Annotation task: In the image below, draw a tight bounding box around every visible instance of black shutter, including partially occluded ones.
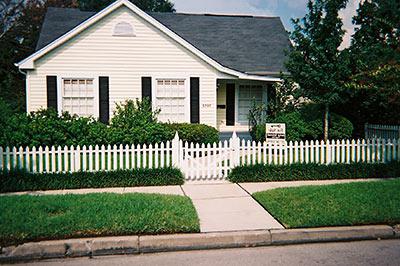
[46,76,57,111]
[99,76,109,124]
[142,77,152,103]
[226,83,235,126]
[190,77,200,124]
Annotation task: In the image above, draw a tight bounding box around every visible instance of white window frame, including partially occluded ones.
[57,74,100,118]
[151,75,191,123]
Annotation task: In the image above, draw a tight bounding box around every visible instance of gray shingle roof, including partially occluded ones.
[36,7,290,74]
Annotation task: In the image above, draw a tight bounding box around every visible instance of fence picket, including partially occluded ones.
[18,146,24,170]
[88,145,93,172]
[82,146,87,171]
[5,147,11,171]
[50,146,56,173]
[166,141,171,167]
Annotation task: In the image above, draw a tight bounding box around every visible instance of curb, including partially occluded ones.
[1,225,399,263]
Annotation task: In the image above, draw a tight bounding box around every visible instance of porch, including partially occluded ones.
[216,79,274,133]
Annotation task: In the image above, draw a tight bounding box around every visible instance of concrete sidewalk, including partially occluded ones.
[181,183,283,232]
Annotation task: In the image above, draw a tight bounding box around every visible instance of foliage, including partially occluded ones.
[336,0,400,129]
[109,99,170,145]
[228,162,400,183]
[0,108,109,148]
[0,193,199,246]
[286,0,351,140]
[268,75,303,118]
[251,104,353,142]
[78,0,175,12]
[0,167,184,193]
[0,99,219,147]
[0,0,79,112]
[248,100,267,142]
[164,123,219,144]
[253,178,400,228]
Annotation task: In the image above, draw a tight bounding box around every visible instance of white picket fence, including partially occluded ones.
[365,123,400,140]
[0,133,399,181]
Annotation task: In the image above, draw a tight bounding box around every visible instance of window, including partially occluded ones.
[156,79,186,122]
[62,78,95,117]
[238,84,265,123]
[113,22,135,36]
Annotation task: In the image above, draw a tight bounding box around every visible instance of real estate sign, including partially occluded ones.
[265,123,286,144]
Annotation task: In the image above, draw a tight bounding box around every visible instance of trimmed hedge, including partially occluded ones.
[164,123,219,144]
[0,167,184,193]
[228,162,400,183]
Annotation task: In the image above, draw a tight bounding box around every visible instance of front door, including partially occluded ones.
[226,83,235,126]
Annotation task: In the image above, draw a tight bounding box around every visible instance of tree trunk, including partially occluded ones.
[324,104,329,141]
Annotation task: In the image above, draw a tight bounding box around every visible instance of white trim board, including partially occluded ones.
[15,0,280,83]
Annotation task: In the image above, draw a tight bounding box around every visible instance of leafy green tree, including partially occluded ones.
[342,0,400,126]
[0,0,78,112]
[78,0,175,12]
[286,0,350,141]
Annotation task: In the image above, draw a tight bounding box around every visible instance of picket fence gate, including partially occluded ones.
[0,132,399,181]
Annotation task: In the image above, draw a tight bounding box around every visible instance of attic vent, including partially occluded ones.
[113,22,135,36]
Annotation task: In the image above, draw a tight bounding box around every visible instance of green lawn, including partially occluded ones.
[253,178,400,228]
[0,193,199,246]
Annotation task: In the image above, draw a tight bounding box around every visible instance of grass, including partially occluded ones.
[0,193,200,246]
[253,178,400,228]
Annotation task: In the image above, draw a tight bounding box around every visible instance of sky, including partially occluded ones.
[173,0,361,48]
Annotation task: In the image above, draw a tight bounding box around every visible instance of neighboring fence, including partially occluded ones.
[0,133,399,181]
[365,123,400,140]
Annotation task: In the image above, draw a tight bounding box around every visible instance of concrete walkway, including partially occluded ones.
[181,183,284,232]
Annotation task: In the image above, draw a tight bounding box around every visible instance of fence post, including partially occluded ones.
[230,131,240,167]
[172,131,180,168]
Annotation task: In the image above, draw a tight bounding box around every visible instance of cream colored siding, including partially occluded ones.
[27,6,220,127]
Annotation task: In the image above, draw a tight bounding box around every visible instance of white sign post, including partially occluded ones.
[265,123,286,144]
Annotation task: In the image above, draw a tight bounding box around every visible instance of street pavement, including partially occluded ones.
[9,239,400,266]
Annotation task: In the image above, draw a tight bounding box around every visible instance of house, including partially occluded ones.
[16,0,290,132]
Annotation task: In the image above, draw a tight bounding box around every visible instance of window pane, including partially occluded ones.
[62,78,94,117]
[155,79,186,122]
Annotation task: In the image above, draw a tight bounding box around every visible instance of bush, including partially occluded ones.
[228,162,400,183]
[252,104,354,142]
[164,123,219,144]
[109,99,171,145]
[0,108,109,148]
[0,99,219,147]
[0,167,184,193]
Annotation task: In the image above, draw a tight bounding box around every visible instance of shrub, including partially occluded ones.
[109,99,170,145]
[228,162,400,183]
[164,123,219,144]
[251,104,354,142]
[0,108,109,148]
[0,99,220,147]
[0,167,184,193]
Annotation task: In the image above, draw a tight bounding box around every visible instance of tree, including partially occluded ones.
[78,0,175,12]
[286,0,350,141]
[0,1,78,112]
[343,0,400,125]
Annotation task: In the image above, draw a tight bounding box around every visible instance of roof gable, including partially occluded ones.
[17,0,284,81]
